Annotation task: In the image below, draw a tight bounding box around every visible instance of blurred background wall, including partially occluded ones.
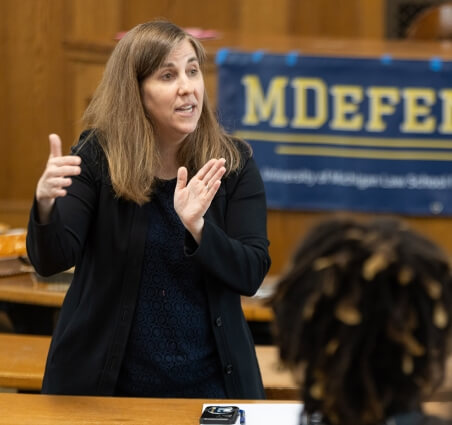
[2,0,451,274]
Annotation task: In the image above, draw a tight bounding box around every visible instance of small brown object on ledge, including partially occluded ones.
[0,230,27,258]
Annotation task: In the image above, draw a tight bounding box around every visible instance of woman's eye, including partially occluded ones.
[161,73,173,80]
[189,68,199,76]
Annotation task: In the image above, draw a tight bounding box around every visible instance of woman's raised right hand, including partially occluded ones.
[36,134,81,224]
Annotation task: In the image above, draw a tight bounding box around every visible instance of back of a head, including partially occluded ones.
[271,217,452,425]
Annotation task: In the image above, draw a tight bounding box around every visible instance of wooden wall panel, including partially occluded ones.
[239,0,292,35]
[69,62,107,143]
[267,211,452,275]
[0,0,66,227]
[117,0,385,39]
[358,0,386,39]
[63,0,123,42]
[120,0,241,33]
[290,0,385,38]
[0,3,8,200]
[63,43,112,142]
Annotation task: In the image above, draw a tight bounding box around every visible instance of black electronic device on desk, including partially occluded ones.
[200,406,241,424]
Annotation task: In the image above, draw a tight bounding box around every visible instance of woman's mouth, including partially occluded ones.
[176,104,195,112]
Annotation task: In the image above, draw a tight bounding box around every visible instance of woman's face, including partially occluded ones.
[141,38,204,147]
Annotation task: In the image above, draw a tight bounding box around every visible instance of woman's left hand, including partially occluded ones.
[174,158,226,244]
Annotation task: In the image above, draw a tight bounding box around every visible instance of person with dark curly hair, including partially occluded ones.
[270,217,452,425]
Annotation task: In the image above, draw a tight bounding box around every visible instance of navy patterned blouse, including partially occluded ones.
[115,179,226,398]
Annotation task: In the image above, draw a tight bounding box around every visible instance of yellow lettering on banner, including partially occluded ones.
[241,75,288,127]
[366,87,400,132]
[439,89,452,134]
[240,75,449,133]
[400,88,435,133]
[330,85,363,130]
[291,78,327,129]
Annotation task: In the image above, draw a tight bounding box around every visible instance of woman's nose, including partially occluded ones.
[178,76,194,95]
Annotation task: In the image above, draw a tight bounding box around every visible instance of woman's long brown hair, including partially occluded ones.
[80,20,247,204]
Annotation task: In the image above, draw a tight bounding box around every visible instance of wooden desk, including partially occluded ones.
[241,275,277,322]
[0,394,292,425]
[0,393,450,425]
[241,297,274,322]
[0,274,65,307]
[0,273,275,321]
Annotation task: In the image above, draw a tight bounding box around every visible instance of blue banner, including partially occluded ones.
[216,50,452,215]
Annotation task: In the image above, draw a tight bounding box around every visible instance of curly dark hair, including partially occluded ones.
[270,217,452,425]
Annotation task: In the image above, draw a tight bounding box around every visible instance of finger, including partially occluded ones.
[49,155,82,167]
[203,158,226,183]
[36,184,68,201]
[205,160,226,184]
[46,164,81,178]
[209,166,226,185]
[196,159,218,181]
[176,167,188,191]
[50,177,73,188]
[49,188,68,198]
[49,134,62,158]
[206,179,222,195]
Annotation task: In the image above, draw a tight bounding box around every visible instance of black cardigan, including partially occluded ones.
[27,133,271,397]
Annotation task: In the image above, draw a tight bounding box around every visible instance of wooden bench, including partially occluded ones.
[0,334,295,396]
[259,346,452,402]
[255,345,298,399]
[0,333,49,391]
[0,333,450,402]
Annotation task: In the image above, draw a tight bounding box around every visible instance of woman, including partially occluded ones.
[27,20,270,398]
[271,217,452,425]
